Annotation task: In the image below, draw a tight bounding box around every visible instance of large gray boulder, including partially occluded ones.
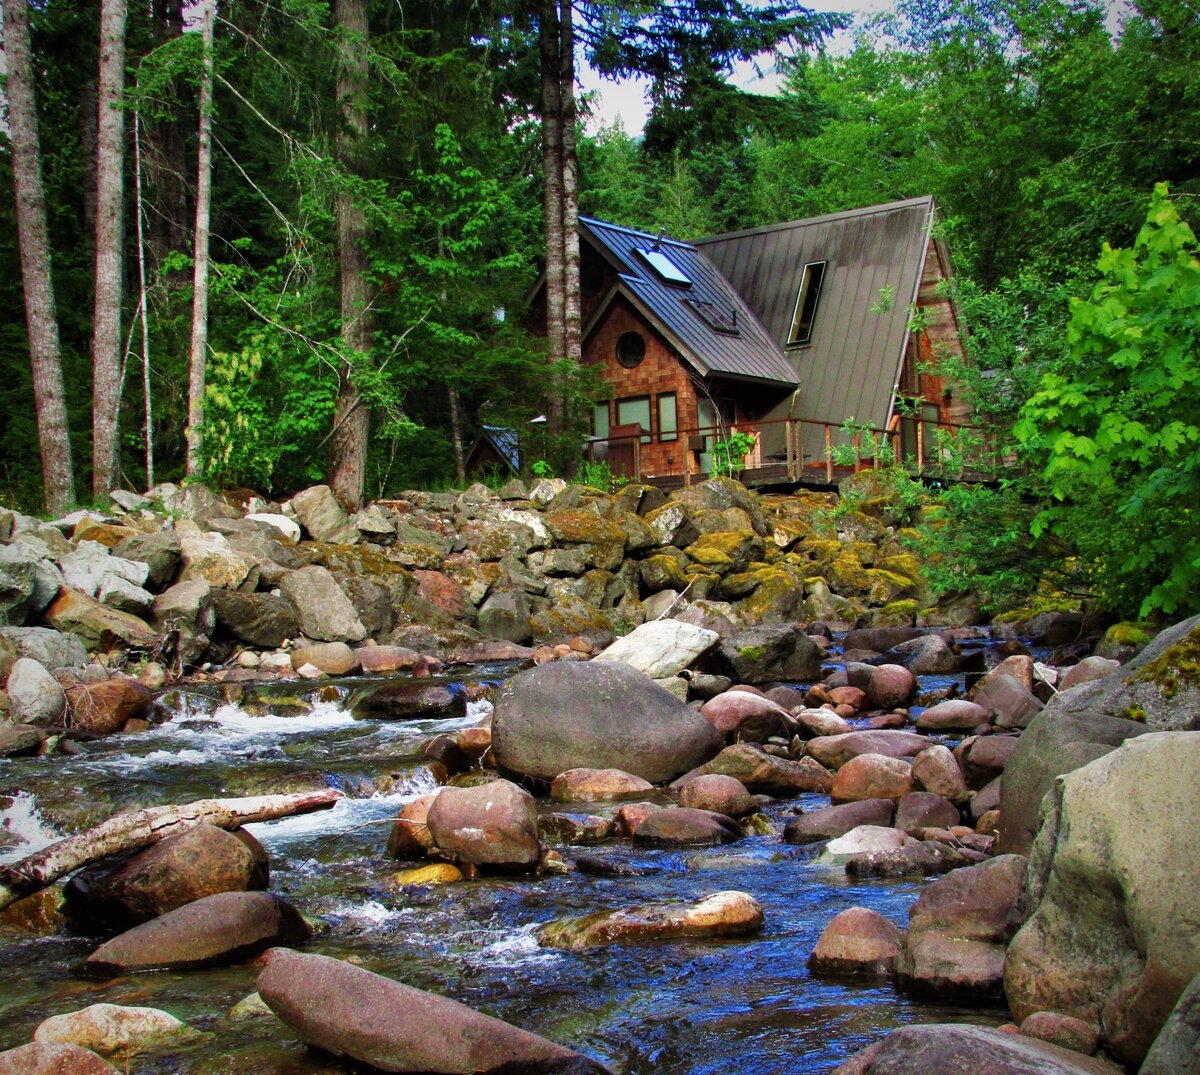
[491,661,722,783]
[257,948,608,1073]
[152,579,215,667]
[833,1023,1122,1075]
[593,619,718,679]
[211,589,298,648]
[112,530,182,589]
[0,626,87,668]
[287,485,360,544]
[1004,733,1200,1066]
[705,624,824,684]
[5,657,66,725]
[1141,971,1200,1075]
[279,565,367,643]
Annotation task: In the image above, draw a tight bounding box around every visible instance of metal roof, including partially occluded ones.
[580,217,799,388]
[696,196,937,429]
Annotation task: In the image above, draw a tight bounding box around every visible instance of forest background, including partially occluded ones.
[1,0,1198,621]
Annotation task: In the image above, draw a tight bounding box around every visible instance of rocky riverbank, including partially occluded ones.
[0,476,1197,1073]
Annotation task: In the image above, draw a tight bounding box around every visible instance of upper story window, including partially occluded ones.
[616,331,646,369]
[787,261,827,347]
[636,247,692,287]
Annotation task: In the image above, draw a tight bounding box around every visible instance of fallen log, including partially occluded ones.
[0,788,342,911]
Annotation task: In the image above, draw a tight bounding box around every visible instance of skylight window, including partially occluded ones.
[787,261,827,346]
[636,247,692,287]
[684,298,740,336]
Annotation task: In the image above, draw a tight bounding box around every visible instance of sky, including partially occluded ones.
[577,1,895,135]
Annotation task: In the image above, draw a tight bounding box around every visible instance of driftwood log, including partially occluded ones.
[0,788,342,911]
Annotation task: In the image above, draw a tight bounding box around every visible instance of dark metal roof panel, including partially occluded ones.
[581,217,798,388]
[697,197,935,428]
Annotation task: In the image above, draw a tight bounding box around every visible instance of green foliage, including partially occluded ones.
[1015,184,1200,618]
[575,459,630,492]
[711,431,756,476]
[530,459,556,479]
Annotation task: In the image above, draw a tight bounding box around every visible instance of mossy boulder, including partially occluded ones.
[736,566,806,625]
[685,531,765,574]
[639,553,690,592]
[824,548,871,594]
[1095,621,1157,663]
[543,511,626,570]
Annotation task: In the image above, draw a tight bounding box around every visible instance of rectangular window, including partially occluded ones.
[787,261,827,346]
[592,402,610,440]
[657,393,678,442]
[617,396,652,444]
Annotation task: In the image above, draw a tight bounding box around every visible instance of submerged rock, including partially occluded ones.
[34,1002,200,1059]
[809,907,904,976]
[538,890,763,950]
[0,1042,118,1074]
[257,948,607,1073]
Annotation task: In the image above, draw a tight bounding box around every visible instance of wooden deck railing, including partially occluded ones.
[584,414,1020,488]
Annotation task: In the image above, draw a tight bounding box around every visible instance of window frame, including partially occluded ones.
[786,260,827,347]
[657,392,678,443]
[616,395,653,445]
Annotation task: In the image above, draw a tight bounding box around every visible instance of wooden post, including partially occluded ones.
[916,420,925,475]
[683,437,691,488]
[824,424,833,483]
[853,432,862,473]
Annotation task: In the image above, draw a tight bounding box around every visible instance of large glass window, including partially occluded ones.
[592,402,610,440]
[657,393,678,442]
[617,396,652,444]
[787,261,827,346]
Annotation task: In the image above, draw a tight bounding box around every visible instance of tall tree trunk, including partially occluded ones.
[133,107,154,489]
[147,0,188,273]
[539,1,566,446]
[91,0,128,498]
[559,1,582,371]
[448,384,467,484]
[3,0,77,513]
[329,0,372,512]
[184,0,215,479]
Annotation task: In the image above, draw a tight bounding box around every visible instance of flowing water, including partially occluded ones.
[0,658,1009,1074]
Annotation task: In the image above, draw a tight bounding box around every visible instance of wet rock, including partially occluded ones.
[833,1023,1123,1075]
[258,948,603,1073]
[866,664,918,708]
[844,839,984,880]
[0,1042,119,1074]
[86,890,310,973]
[64,677,152,737]
[1004,733,1200,1065]
[699,690,792,741]
[279,566,366,643]
[897,854,1027,997]
[676,774,755,818]
[707,624,823,684]
[808,907,903,976]
[1019,1012,1099,1055]
[0,721,43,756]
[356,645,427,674]
[492,661,721,784]
[911,745,970,803]
[550,768,654,802]
[819,825,915,864]
[633,807,742,846]
[782,799,894,845]
[593,619,718,679]
[426,778,540,869]
[841,626,925,653]
[211,590,297,649]
[33,1003,199,1059]
[65,823,265,928]
[895,792,960,835]
[386,792,441,859]
[916,699,988,732]
[5,658,66,725]
[830,754,913,803]
[805,731,930,770]
[792,708,853,738]
[538,890,762,950]
[884,634,959,674]
[356,682,466,721]
[674,742,832,795]
[538,813,612,845]
[392,863,464,887]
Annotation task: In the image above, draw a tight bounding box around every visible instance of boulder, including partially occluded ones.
[957,735,1019,790]
[0,1042,118,1075]
[538,813,612,845]
[550,768,654,802]
[970,672,1044,729]
[491,661,722,783]
[1059,656,1121,692]
[538,890,762,950]
[593,619,718,678]
[244,512,302,545]
[279,566,367,643]
[86,890,310,973]
[676,774,755,818]
[257,948,604,1074]
[793,708,853,738]
[808,907,904,976]
[291,641,358,676]
[831,754,913,804]
[911,745,970,803]
[287,485,360,544]
[884,634,959,674]
[33,1003,198,1059]
[0,627,87,669]
[897,854,1027,997]
[426,779,540,869]
[152,579,215,667]
[782,799,894,845]
[476,590,532,645]
[833,1023,1123,1075]
[355,682,468,721]
[674,742,832,795]
[112,530,181,589]
[59,541,150,597]
[0,722,43,756]
[699,690,792,741]
[820,825,915,864]
[707,624,824,684]
[1004,733,1200,1065]
[65,823,265,928]
[916,699,988,732]
[1019,1012,1099,1056]
[357,645,428,675]
[841,626,925,653]
[5,657,66,725]
[45,587,158,651]
[386,792,441,859]
[211,589,297,649]
[894,792,960,835]
[633,807,742,846]
[1141,970,1200,1075]
[176,528,254,589]
[866,664,918,709]
[805,731,930,770]
[64,678,152,737]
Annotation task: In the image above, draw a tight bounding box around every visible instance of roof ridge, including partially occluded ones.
[695,195,936,246]
[580,216,695,251]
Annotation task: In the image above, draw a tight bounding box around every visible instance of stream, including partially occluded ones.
[0,655,1010,1074]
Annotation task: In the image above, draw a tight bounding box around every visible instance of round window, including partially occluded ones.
[616,331,646,369]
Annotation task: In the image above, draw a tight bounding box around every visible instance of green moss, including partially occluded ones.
[1104,622,1154,647]
[738,644,766,662]
[1119,705,1148,723]
[1130,625,1200,701]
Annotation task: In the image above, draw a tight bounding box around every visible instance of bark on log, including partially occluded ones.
[0,788,342,911]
